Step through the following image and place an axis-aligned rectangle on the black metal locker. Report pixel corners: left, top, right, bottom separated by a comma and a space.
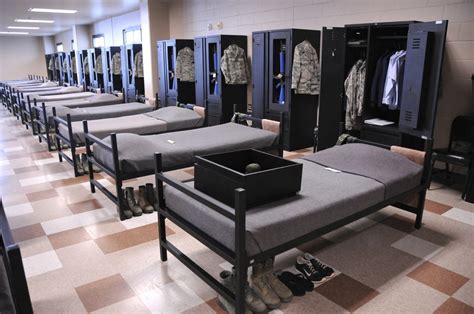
252, 28, 321, 151
194, 37, 206, 108
251, 31, 266, 118
205, 35, 248, 125
105, 46, 122, 93
157, 41, 166, 106
157, 39, 196, 107
399, 20, 448, 136
317, 27, 347, 151
122, 44, 143, 102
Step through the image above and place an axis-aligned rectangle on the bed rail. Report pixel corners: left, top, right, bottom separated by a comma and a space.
84, 111, 285, 221
154, 134, 433, 312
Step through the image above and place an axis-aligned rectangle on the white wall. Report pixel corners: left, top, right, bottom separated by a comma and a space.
0, 36, 47, 80
169, 0, 474, 148
73, 25, 91, 51
91, 10, 141, 47
42, 36, 55, 54
141, 0, 170, 100
54, 29, 74, 52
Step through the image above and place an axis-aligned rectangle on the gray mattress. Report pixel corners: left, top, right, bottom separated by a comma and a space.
41, 102, 152, 125
24, 86, 83, 99
94, 123, 279, 174
37, 94, 123, 124
29, 91, 95, 102
302, 143, 423, 199
163, 145, 423, 256
59, 106, 204, 143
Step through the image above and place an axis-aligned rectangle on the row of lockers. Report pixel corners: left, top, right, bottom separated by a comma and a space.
157, 20, 448, 151
45, 44, 144, 102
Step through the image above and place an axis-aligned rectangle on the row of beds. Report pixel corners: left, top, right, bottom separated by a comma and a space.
0, 78, 434, 312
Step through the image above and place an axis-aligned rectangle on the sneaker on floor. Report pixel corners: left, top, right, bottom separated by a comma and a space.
295, 256, 325, 283
277, 272, 306, 297
303, 253, 335, 278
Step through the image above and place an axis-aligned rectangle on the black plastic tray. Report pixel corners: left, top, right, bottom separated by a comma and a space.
195, 149, 302, 209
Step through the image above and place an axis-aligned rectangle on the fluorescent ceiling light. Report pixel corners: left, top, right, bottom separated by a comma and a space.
0, 31, 29, 35
15, 19, 54, 23
8, 26, 39, 30
28, 8, 77, 14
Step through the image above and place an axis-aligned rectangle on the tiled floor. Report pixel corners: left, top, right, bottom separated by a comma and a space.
1, 106, 473, 313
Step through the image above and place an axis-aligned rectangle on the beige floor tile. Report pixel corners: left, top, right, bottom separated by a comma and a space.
26, 188, 58, 202
315, 274, 379, 312
91, 296, 151, 314
424, 198, 453, 215
434, 297, 474, 314
95, 223, 171, 254
408, 261, 469, 296
19, 235, 54, 258
67, 199, 104, 214
55, 241, 118, 288
75, 274, 136, 312
138, 280, 205, 313
11, 223, 46, 242
48, 227, 93, 249
23, 250, 63, 278
428, 243, 474, 279
183, 302, 218, 314
391, 234, 443, 260
455, 200, 474, 213
452, 279, 474, 307
84, 219, 127, 239
356, 277, 448, 313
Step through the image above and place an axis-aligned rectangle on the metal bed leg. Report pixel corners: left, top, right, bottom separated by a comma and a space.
66, 114, 80, 176
234, 188, 247, 314
155, 153, 168, 262
110, 133, 126, 220
83, 121, 95, 193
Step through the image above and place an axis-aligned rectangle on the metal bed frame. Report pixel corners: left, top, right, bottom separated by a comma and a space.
154, 135, 433, 313
83, 113, 284, 220
53, 93, 164, 177
31, 87, 119, 152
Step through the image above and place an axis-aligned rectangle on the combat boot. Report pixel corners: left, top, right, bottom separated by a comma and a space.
219, 270, 266, 314
251, 262, 281, 309
145, 183, 158, 211
263, 258, 293, 303
125, 187, 142, 216
138, 185, 154, 214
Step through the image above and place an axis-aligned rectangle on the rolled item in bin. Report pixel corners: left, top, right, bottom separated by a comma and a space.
279, 50, 285, 105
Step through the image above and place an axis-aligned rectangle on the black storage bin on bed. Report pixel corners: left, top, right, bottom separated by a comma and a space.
195, 149, 302, 209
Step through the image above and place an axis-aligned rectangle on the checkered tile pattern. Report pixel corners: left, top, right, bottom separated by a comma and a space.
1, 108, 473, 313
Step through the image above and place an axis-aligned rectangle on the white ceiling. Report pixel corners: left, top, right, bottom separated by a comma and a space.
0, 0, 141, 36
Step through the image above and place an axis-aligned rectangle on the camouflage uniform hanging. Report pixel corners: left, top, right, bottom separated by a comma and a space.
291, 40, 320, 95
111, 52, 121, 75
220, 44, 250, 85
175, 47, 195, 82
134, 50, 144, 78
96, 55, 103, 74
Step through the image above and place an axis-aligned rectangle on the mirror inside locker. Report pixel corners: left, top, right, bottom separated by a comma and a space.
167, 46, 175, 91
127, 49, 133, 85
272, 38, 286, 106
208, 42, 218, 96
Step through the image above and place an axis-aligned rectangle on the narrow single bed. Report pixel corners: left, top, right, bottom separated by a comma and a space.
59, 106, 205, 143
85, 114, 284, 220
36, 101, 152, 152
155, 138, 432, 312
56, 105, 205, 176
22, 86, 83, 98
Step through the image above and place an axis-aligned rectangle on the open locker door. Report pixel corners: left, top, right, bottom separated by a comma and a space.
317, 27, 346, 151
399, 20, 448, 136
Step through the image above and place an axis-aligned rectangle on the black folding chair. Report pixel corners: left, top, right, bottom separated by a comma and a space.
430, 116, 474, 200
